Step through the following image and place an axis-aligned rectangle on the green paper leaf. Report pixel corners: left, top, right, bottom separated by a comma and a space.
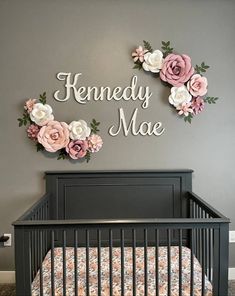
57, 149, 67, 160
195, 62, 210, 75
85, 151, 91, 163
204, 97, 219, 104
143, 40, 153, 52
133, 63, 142, 70
161, 41, 174, 57
184, 113, 193, 124
17, 118, 23, 127
39, 91, 47, 104
36, 143, 44, 152
90, 119, 101, 134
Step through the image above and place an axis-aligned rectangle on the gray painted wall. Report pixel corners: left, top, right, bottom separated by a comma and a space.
0, 0, 234, 271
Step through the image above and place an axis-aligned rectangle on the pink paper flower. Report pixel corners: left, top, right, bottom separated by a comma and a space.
191, 97, 205, 115
187, 74, 208, 97
160, 54, 194, 87
37, 121, 69, 152
27, 124, 40, 141
132, 46, 148, 63
66, 140, 88, 159
88, 134, 103, 153
24, 98, 37, 113
176, 102, 193, 117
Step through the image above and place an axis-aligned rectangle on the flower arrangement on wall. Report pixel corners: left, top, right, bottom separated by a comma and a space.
18, 93, 103, 162
132, 41, 219, 123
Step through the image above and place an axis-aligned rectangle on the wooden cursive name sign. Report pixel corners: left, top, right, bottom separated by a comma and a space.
54, 72, 165, 137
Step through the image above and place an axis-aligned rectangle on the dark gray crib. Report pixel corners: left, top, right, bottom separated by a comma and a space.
13, 170, 229, 296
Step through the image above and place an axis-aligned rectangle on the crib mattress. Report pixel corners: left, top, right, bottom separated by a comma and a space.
31, 246, 212, 296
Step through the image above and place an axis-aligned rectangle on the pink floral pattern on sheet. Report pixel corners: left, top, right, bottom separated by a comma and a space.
31, 246, 212, 296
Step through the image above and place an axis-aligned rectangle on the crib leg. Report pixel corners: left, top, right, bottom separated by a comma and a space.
213, 223, 229, 296
15, 228, 32, 296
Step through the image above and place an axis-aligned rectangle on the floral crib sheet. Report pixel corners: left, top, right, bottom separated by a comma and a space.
31, 246, 212, 296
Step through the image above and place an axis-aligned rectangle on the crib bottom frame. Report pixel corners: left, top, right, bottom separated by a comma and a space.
13, 171, 230, 296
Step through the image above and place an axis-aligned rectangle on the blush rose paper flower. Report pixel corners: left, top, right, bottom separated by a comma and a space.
37, 121, 70, 152
160, 54, 194, 87
66, 140, 88, 159
18, 92, 103, 162
187, 74, 208, 97
132, 40, 219, 123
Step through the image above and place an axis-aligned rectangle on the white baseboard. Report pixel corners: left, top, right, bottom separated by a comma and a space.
0, 268, 234, 283
229, 268, 235, 280
0, 271, 15, 283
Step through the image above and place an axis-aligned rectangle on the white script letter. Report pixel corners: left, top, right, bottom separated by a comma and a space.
108, 108, 138, 137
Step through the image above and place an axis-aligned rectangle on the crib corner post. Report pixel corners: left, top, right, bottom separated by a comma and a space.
14, 226, 32, 296
213, 222, 229, 296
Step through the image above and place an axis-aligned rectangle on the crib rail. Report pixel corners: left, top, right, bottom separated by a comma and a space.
13, 192, 229, 296
188, 191, 228, 220
17, 193, 50, 221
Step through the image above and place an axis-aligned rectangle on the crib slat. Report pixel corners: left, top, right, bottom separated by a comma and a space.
32, 229, 35, 278
74, 230, 78, 296
63, 230, 66, 296
120, 229, 125, 296
29, 231, 33, 288
34, 216, 38, 279
193, 201, 195, 218
201, 229, 205, 296
109, 229, 113, 296
31, 231, 34, 281
167, 229, 171, 296
51, 231, 55, 296
155, 229, 159, 296
44, 229, 47, 258
37, 215, 39, 277
205, 215, 208, 278
195, 205, 198, 259
144, 228, 148, 296
198, 207, 201, 263
97, 229, 101, 296
190, 229, 194, 296
39, 230, 43, 296
208, 227, 212, 281
179, 229, 182, 296
86, 230, 90, 296
132, 229, 136, 296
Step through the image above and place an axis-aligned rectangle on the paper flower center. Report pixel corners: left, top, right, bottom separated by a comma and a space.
74, 144, 81, 152
173, 66, 180, 75
51, 132, 59, 140
35, 110, 45, 119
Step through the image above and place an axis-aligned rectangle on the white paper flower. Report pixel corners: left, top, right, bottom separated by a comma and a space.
68, 120, 91, 140
142, 50, 164, 73
30, 103, 54, 126
169, 85, 192, 107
